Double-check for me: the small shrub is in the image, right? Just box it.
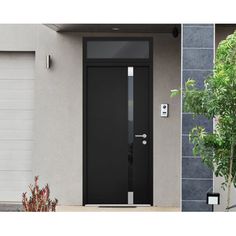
[22,176,58,212]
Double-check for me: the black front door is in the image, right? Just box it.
[83,38,153,205]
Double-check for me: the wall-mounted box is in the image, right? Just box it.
[160,104,169,117]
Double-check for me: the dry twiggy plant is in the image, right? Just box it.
[22,176,58,212]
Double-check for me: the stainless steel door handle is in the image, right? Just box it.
[135,133,147,139]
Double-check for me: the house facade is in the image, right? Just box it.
[0,24,234,211]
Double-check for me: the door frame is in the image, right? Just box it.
[82,37,153,205]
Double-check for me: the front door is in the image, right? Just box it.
[83,38,153,205]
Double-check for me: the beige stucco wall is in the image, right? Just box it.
[153,34,181,207]
[0,24,181,207]
[33,27,84,205]
[214,25,236,211]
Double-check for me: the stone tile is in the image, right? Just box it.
[184,24,213,27]
[183,49,213,70]
[182,179,213,200]
[182,114,213,134]
[183,27,214,48]
[183,70,212,89]
[182,135,194,156]
[182,23,213,212]
[182,201,213,212]
[182,158,213,178]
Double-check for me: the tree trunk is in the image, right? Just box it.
[226,142,234,211]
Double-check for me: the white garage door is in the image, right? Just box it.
[0,52,34,202]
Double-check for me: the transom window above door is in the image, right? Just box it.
[85,38,151,59]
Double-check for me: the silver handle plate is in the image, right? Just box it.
[135,133,147,139]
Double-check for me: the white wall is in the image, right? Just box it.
[0,25,181,207]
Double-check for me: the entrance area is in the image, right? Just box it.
[0,24,182,209]
[83,38,153,205]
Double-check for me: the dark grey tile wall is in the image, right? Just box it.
[182,114,213,134]
[182,135,195,156]
[183,49,213,69]
[182,24,214,212]
[183,70,212,89]
[183,27,214,48]
[182,158,213,179]
[182,201,212,212]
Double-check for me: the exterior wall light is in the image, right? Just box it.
[46,55,51,69]
[207,193,220,205]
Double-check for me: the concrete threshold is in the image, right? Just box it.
[56,205,180,212]
[0,202,180,212]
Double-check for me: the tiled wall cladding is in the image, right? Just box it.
[182,24,214,212]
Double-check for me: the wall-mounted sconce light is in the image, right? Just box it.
[207,193,220,205]
[46,55,51,69]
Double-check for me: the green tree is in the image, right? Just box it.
[171,31,236,211]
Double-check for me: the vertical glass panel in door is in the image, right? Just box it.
[128,66,134,204]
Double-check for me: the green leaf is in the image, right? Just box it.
[171,29,236,191]
[170,89,181,97]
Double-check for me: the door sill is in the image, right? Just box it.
[85,204,151,207]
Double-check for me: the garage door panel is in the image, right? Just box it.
[0,120,33,130]
[0,151,32,170]
[0,80,34,90]
[0,158,31,171]
[0,110,33,120]
[0,52,34,202]
[0,171,32,185]
[0,141,33,151]
[0,99,33,110]
[0,52,34,67]
[0,68,34,79]
[0,131,33,140]
[0,191,27,202]
[0,90,34,100]
[0,150,32,159]
[0,171,32,202]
